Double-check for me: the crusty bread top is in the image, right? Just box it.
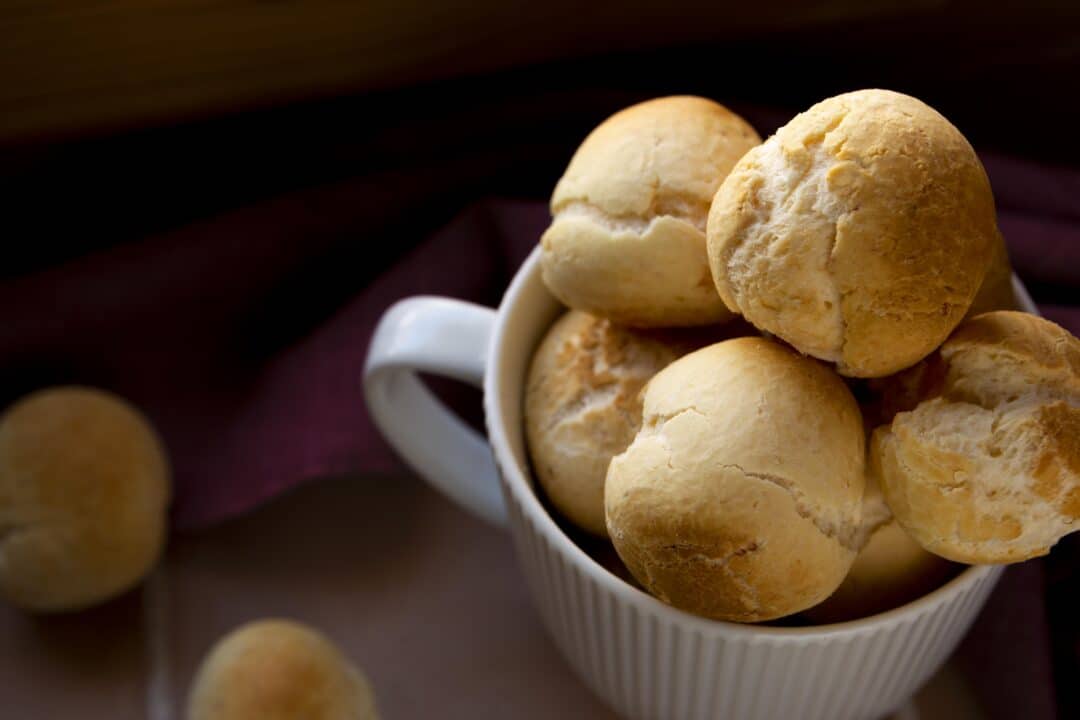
[188,619,378,720]
[552,96,760,231]
[708,89,997,377]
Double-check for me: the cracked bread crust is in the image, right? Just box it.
[874,311,1080,564]
[707,89,997,377]
[605,337,864,621]
[541,96,761,327]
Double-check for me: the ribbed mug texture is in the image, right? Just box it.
[502,482,1000,720]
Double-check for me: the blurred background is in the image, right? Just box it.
[1,1,1078,718]
[3,0,1080,279]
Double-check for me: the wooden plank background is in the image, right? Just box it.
[0,0,935,142]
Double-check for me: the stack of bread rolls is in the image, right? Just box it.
[526,90,1080,624]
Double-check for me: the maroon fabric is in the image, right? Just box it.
[0,192,546,527]
[956,561,1058,720]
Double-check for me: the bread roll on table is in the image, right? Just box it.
[0,387,170,612]
[606,337,865,622]
[188,619,378,720]
[542,96,760,327]
[874,311,1080,563]
[708,89,997,377]
[966,229,1019,318]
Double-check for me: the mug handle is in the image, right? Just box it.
[364,297,507,528]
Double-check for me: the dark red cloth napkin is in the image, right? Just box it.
[1,139,1077,718]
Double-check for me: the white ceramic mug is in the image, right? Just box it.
[365,247,1032,720]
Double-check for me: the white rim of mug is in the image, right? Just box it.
[483,247,1000,641]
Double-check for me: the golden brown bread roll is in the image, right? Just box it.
[541,96,761,327]
[188,619,378,720]
[525,310,724,536]
[707,89,998,377]
[606,337,865,622]
[0,387,170,612]
[805,472,951,623]
[873,311,1080,563]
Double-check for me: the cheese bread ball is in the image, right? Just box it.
[606,338,865,621]
[542,96,761,327]
[188,619,378,720]
[0,387,170,611]
[708,89,997,377]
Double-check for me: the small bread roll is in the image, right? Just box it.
[188,619,378,720]
[708,89,997,377]
[0,387,170,612]
[541,96,761,327]
[966,229,1019,318]
[805,473,951,623]
[873,311,1080,564]
[606,337,865,622]
[525,311,690,536]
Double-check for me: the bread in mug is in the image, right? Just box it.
[873,311,1080,563]
[0,387,170,612]
[188,619,378,720]
[805,471,951,623]
[707,89,997,377]
[606,337,865,622]
[542,96,761,327]
[525,310,722,536]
